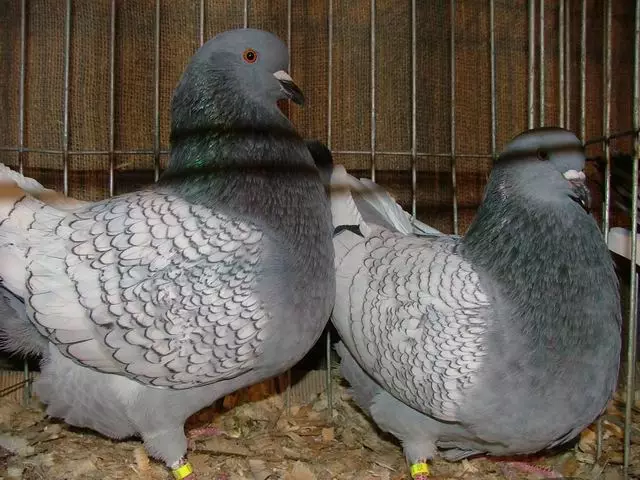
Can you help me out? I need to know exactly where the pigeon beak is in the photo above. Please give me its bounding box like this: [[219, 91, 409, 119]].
[[273, 70, 305, 106], [563, 169, 592, 212]]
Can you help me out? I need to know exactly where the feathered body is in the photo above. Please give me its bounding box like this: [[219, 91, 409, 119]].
[[327, 128, 621, 469], [0, 28, 334, 474]]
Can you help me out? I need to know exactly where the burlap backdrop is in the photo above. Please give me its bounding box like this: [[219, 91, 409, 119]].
[[0, 0, 636, 234]]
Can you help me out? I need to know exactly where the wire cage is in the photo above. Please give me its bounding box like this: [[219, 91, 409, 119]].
[[0, 0, 639, 478]]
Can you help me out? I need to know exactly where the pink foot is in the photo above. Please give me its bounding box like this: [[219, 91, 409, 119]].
[[188, 426, 223, 439], [498, 461, 563, 479], [186, 426, 224, 451]]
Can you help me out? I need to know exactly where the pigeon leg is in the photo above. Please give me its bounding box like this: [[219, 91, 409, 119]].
[[403, 442, 436, 479], [408, 458, 430, 479], [170, 458, 196, 480], [140, 426, 195, 479]]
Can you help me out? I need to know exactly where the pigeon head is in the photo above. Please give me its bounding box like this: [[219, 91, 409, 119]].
[[171, 28, 303, 133], [493, 127, 591, 212]]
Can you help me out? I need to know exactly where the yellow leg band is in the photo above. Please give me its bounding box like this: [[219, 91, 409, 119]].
[[172, 461, 194, 480], [410, 462, 430, 478]]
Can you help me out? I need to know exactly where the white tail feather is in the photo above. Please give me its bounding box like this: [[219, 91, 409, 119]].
[[0, 163, 47, 194], [0, 162, 89, 211], [329, 164, 441, 236], [356, 177, 417, 234], [329, 165, 368, 234]]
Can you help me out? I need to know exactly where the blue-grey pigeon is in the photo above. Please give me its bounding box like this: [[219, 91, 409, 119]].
[[0, 27, 335, 479], [327, 127, 621, 478]]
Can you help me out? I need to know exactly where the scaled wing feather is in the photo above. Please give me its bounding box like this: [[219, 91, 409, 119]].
[[334, 226, 490, 422], [25, 189, 269, 389]]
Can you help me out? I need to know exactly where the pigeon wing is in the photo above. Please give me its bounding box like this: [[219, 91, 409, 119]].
[[25, 189, 270, 389]]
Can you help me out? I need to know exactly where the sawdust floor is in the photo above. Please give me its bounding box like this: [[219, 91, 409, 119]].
[[1, 378, 639, 480]]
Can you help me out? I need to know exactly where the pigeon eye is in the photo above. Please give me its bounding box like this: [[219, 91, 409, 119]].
[[243, 48, 258, 63], [537, 149, 549, 161]]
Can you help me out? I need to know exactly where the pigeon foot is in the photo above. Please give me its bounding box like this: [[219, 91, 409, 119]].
[[497, 460, 563, 479], [187, 425, 224, 450]]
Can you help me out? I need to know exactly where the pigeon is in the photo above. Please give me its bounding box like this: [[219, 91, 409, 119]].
[[0, 27, 335, 479], [327, 127, 621, 478]]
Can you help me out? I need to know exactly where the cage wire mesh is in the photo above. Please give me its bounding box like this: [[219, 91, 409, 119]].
[[0, 0, 640, 477]]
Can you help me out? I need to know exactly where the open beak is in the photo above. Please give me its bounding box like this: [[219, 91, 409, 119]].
[[273, 70, 305, 106], [563, 169, 591, 212]]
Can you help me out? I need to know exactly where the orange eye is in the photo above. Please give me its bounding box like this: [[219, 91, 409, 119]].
[[243, 48, 258, 63]]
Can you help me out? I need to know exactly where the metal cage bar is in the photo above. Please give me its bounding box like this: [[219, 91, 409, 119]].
[[109, 0, 116, 197], [243, 0, 249, 28], [450, 0, 458, 235], [22, 360, 30, 406], [199, 0, 205, 46], [558, 0, 564, 127], [285, 0, 294, 417], [528, 0, 536, 129], [0, 146, 505, 159], [62, 0, 72, 195], [369, 0, 377, 182], [153, 0, 161, 182], [325, 0, 335, 423], [489, 0, 497, 160], [18, 0, 29, 406], [579, 0, 586, 141], [602, 0, 613, 242], [327, 0, 333, 151], [565, 0, 571, 128], [539, 0, 545, 127], [411, 0, 417, 219], [18, 0, 27, 175], [624, 3, 640, 475]]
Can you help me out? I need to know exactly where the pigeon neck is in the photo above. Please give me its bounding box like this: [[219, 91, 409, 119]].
[[159, 110, 329, 247], [167, 95, 300, 171], [460, 178, 618, 335]]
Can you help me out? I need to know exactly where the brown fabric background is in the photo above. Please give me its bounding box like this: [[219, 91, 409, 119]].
[[0, 0, 636, 234]]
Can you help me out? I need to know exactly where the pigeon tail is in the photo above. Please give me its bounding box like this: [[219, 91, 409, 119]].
[[329, 164, 441, 237], [0, 162, 48, 194], [329, 165, 366, 233], [0, 162, 88, 211], [353, 176, 414, 233]]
